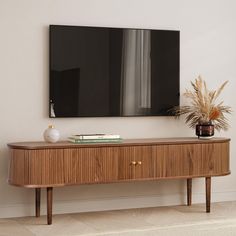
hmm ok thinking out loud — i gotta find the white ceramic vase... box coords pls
[43,125,60,143]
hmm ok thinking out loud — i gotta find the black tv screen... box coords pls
[49,25,179,117]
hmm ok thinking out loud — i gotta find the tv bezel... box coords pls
[49,24,180,118]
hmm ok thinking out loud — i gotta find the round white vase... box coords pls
[43,125,60,143]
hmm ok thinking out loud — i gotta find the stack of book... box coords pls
[68,134,122,143]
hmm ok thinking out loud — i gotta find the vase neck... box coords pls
[198,121,213,125]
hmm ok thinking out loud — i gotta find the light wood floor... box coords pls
[1,201,236,236]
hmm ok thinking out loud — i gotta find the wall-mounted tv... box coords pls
[49,25,179,117]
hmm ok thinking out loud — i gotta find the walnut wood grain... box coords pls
[206,177,211,213]
[47,187,53,225]
[118,146,154,180]
[35,188,41,217]
[7,137,230,225]
[152,143,230,178]
[187,179,192,206]
[63,147,119,184]
[8,138,230,187]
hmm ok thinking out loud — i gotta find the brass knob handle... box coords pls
[137,161,142,165]
[131,161,137,165]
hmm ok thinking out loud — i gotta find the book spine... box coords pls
[68,138,122,143]
[82,135,120,140]
[70,135,120,140]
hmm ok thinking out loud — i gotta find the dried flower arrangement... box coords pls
[173,76,232,131]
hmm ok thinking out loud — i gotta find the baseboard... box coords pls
[1,191,236,218]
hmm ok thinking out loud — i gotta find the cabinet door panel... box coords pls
[161,144,201,178]
[181,144,202,176]
[28,149,64,185]
[118,146,154,180]
[134,146,154,179]
[64,147,118,184]
[152,145,166,178]
[118,146,136,180]
[154,143,229,178]
[201,142,230,175]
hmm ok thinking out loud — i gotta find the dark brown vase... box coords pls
[196,122,214,138]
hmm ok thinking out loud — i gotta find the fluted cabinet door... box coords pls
[117,146,136,180]
[163,144,202,177]
[118,146,154,180]
[153,143,230,178]
[28,149,65,185]
[152,145,166,177]
[64,147,119,184]
[201,142,230,175]
[134,146,154,179]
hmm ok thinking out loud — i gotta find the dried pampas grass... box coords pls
[173,76,232,131]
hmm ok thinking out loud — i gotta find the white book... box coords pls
[67,138,122,143]
[70,134,121,140]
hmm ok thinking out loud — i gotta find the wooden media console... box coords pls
[7,138,230,225]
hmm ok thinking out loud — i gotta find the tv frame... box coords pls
[49,24,180,118]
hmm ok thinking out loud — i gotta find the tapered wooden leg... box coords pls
[47,187,53,225]
[35,188,41,217]
[187,178,192,206]
[205,177,211,213]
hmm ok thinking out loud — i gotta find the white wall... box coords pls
[0,0,236,218]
